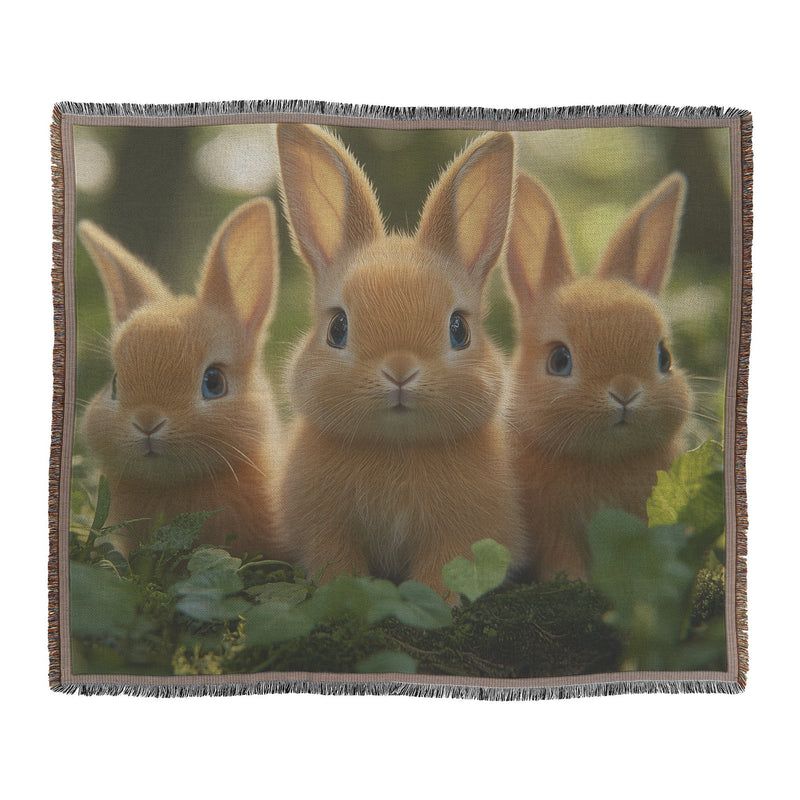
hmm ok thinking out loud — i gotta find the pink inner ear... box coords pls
[506,175,575,304]
[597,175,685,295]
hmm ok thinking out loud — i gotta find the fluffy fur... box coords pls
[80,198,287,559]
[505,171,691,581]
[276,123,526,597]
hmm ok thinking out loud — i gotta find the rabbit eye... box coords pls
[547,345,572,376]
[327,310,348,349]
[110,372,118,400]
[202,367,228,399]
[449,312,470,349]
[658,341,672,373]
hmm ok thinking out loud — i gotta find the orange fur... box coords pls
[505,172,691,581]
[276,124,526,597]
[80,199,288,559]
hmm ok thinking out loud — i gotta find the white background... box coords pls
[3,2,795,796]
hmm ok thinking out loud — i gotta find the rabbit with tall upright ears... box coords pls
[276,124,527,598]
[79,198,288,559]
[505,171,691,582]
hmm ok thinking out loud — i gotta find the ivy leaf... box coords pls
[441,539,511,601]
[356,651,418,674]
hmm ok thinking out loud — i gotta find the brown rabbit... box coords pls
[505,171,691,582]
[79,198,287,559]
[276,123,526,598]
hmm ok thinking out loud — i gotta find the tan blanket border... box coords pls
[49,102,752,698]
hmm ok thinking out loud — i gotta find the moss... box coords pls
[227,619,392,674]
[690,566,725,628]
[382,578,622,678]
[224,577,622,678]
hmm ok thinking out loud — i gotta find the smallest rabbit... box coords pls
[79,198,287,560]
[505,171,691,582]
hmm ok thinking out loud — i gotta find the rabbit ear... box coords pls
[199,198,279,339]
[78,221,171,328]
[277,124,384,278]
[417,132,515,286]
[595,172,687,295]
[505,172,575,306]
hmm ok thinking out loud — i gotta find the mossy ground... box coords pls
[222,578,623,678]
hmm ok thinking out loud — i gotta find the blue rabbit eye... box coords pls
[547,345,572,376]
[110,372,118,400]
[658,341,672,373]
[327,310,348,348]
[202,367,228,399]
[449,312,470,349]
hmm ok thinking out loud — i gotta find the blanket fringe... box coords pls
[49,105,65,692]
[734,114,753,691]
[53,99,750,121]
[50,677,743,700]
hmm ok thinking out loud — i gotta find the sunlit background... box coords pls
[72,122,732,448]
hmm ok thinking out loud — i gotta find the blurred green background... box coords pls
[72,122,732,445]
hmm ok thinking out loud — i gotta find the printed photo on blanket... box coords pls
[56,109,744,693]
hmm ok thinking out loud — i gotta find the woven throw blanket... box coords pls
[50,102,751,699]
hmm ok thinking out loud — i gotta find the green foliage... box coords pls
[589,442,727,671]
[171,549,251,622]
[68,443,727,678]
[148,511,218,553]
[242,576,451,650]
[441,539,511,601]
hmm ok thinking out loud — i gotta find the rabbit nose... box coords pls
[608,377,642,407]
[381,354,420,387]
[608,389,642,408]
[132,416,167,437]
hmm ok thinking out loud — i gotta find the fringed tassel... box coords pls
[734,113,753,691]
[53,100,750,122]
[49,105,65,691]
[50,677,744,700]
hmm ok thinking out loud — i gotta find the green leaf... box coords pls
[243,601,315,647]
[388,581,452,629]
[647,441,724,529]
[186,548,242,575]
[441,539,511,601]
[589,509,696,669]
[242,575,452,649]
[246,582,310,609]
[170,547,246,622]
[356,651,418,674]
[147,511,218,553]
[176,595,250,622]
[91,474,111,532]
[70,562,148,638]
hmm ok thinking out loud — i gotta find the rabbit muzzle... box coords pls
[380,354,421,411]
[131,414,168,456]
[607,378,643,425]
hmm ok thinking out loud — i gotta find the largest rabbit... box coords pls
[79,198,287,559]
[505,171,691,582]
[276,124,526,597]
